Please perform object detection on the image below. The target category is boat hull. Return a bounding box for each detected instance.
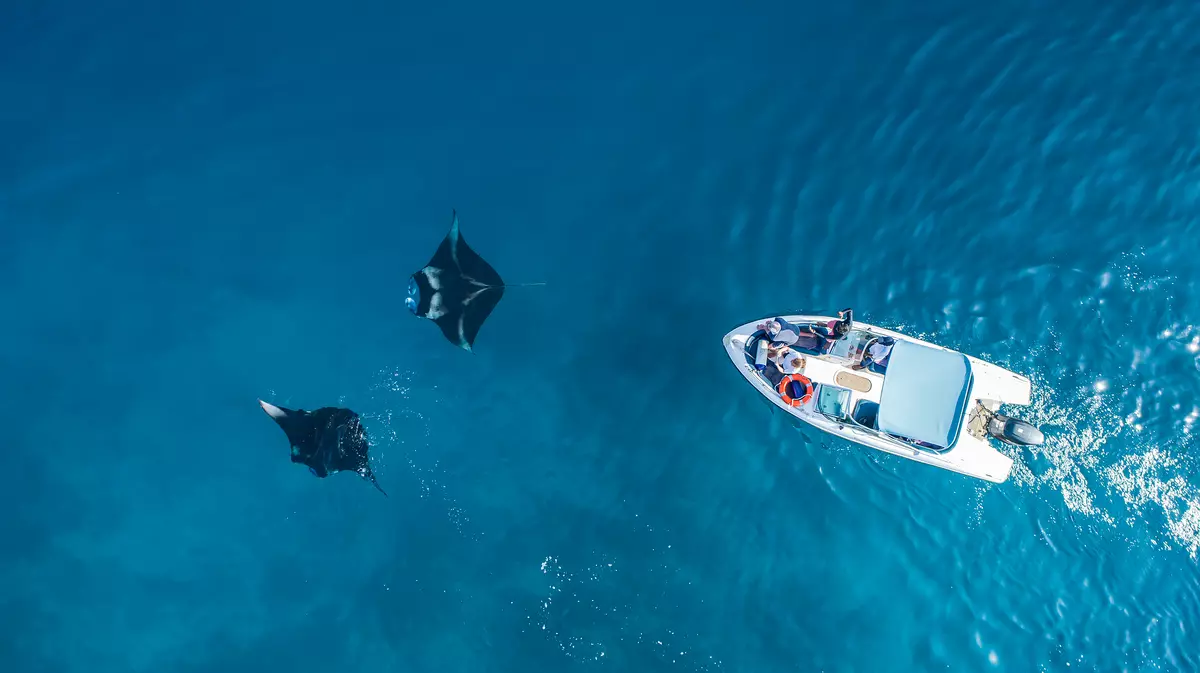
[722,315,1024,483]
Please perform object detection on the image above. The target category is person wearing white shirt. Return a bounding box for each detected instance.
[771,345,806,374]
[852,336,894,373]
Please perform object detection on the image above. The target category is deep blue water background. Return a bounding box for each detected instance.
[4,0,1200,671]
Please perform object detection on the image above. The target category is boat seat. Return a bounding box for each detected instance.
[752,328,827,357]
[790,332,831,355]
[815,385,851,418]
[853,401,879,429]
[761,361,785,387]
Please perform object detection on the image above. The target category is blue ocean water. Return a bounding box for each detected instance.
[4,0,1200,671]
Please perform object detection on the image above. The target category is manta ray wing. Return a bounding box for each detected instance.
[359,465,388,496]
[431,284,504,351]
[332,414,388,497]
[260,400,316,458]
[452,221,505,288]
[424,210,463,273]
[459,285,505,351]
[432,300,468,349]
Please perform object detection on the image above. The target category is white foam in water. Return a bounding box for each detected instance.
[856,254,1200,562]
[1010,382,1121,525]
[1005,257,1200,559]
[1105,448,1200,557]
[367,366,478,541]
[533,555,611,662]
[529,526,724,671]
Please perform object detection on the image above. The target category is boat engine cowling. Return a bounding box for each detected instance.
[986,413,1045,447]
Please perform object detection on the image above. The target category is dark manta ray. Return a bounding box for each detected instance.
[406,210,542,351]
[258,400,387,496]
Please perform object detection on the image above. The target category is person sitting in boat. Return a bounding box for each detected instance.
[799,307,853,342]
[770,345,805,375]
[852,335,895,373]
[757,317,801,346]
[759,344,805,388]
[759,309,852,353]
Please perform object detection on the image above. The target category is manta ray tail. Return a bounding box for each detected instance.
[471,281,546,292]
[363,469,388,497]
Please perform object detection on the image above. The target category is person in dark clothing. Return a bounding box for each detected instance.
[758,309,853,354]
[800,307,853,341]
[832,307,853,338]
[757,317,802,347]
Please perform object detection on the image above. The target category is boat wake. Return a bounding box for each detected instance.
[1005,283,1200,559]
[1008,382,1122,527]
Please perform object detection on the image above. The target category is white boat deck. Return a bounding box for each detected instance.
[773,345,881,413]
[738,320,882,411]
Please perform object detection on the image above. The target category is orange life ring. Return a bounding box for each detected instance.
[777,374,814,407]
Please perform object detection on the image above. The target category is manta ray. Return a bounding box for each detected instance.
[405,210,542,351]
[259,400,387,496]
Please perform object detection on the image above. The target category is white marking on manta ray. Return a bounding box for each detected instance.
[418,268,447,320]
[463,286,499,306]
[425,267,442,290]
[259,400,287,420]
[427,292,446,320]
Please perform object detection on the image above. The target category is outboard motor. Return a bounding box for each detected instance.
[986,413,1045,447]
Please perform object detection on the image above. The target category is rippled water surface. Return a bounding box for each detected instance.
[3,0,1200,672]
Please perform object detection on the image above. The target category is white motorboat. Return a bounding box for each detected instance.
[721,313,1044,484]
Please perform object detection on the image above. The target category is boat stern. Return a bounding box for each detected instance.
[967,356,1033,407]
